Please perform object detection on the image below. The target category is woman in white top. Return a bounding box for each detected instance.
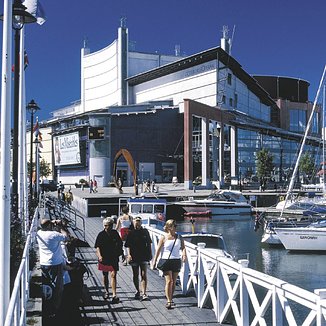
[116,206,133,265]
[152,219,187,309]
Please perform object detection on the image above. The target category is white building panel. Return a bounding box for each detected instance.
[133,61,217,106]
[128,52,182,77]
[82,41,120,112]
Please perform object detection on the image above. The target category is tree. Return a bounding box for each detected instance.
[299,152,315,183]
[27,159,52,179]
[256,149,274,190]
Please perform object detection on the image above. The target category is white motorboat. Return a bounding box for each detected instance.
[175,190,252,220]
[118,196,167,228]
[275,220,326,251]
[181,232,233,259]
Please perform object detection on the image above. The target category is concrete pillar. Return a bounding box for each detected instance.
[184,101,193,189]
[230,126,237,186]
[201,117,210,187]
[219,124,225,187]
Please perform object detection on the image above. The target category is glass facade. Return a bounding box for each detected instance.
[237,128,322,183]
[289,109,306,132]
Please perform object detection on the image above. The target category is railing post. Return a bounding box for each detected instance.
[239,259,249,326]
[197,247,205,308]
[216,259,227,322]
[180,252,189,295]
[315,289,326,326]
[273,285,283,325]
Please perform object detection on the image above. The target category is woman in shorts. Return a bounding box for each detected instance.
[152,219,187,309]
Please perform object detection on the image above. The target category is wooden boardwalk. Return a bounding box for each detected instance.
[71,216,222,325]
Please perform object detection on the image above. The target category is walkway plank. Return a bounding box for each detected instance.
[72,216,221,325]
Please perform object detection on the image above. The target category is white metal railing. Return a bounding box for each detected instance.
[147,226,326,326]
[5,208,39,326]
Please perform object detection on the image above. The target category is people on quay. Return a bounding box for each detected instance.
[36,218,69,316]
[89,179,94,193]
[57,181,63,198]
[65,188,74,205]
[150,180,157,193]
[152,219,187,309]
[143,179,151,192]
[93,179,98,193]
[117,177,123,191]
[95,216,123,303]
[115,206,133,265]
[125,216,152,301]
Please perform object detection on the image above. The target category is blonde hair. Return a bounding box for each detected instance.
[163,219,176,232]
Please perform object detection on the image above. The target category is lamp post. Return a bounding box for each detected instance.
[27,99,40,199]
[0,1,36,322]
[10,0,36,219]
[34,136,40,199]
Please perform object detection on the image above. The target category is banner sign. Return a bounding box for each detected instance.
[54,132,81,166]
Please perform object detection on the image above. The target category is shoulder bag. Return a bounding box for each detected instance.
[157,236,177,271]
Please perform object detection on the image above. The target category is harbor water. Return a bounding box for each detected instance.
[178,217,326,294]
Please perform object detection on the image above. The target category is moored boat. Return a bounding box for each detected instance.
[119,196,167,228]
[181,232,233,259]
[175,190,252,220]
[275,221,326,251]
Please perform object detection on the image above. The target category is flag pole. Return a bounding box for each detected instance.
[0,0,12,323]
[18,26,26,232]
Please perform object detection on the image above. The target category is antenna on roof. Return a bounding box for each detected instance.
[175,44,181,57]
[83,36,89,49]
[220,25,235,55]
[120,16,127,28]
[229,25,236,55]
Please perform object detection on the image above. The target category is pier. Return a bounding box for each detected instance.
[7,184,326,325]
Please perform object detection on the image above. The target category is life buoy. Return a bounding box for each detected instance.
[279,196,284,201]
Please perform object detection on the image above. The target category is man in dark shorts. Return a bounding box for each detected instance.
[95,216,123,303]
[125,216,152,301]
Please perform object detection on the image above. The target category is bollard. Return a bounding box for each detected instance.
[238,259,249,268]
[198,242,206,249]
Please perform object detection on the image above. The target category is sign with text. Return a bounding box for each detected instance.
[88,127,105,140]
[54,132,81,166]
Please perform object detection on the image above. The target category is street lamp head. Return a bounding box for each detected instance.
[27,99,40,114]
[12,0,36,30]
[0,0,36,30]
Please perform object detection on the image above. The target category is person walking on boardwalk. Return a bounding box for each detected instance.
[116,205,133,265]
[125,216,152,301]
[36,219,69,316]
[152,219,187,309]
[95,216,123,303]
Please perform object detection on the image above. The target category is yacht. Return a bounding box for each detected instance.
[175,190,252,220]
[274,220,326,251]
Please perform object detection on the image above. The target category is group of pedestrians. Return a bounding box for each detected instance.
[37,205,187,318]
[89,179,98,193]
[94,206,187,309]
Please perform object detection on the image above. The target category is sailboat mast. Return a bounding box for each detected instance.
[323,85,325,193]
[281,65,326,217]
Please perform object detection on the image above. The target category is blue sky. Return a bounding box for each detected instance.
[1,0,326,121]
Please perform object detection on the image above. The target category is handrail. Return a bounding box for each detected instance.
[5,207,39,326]
[45,195,86,241]
[146,226,326,325]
